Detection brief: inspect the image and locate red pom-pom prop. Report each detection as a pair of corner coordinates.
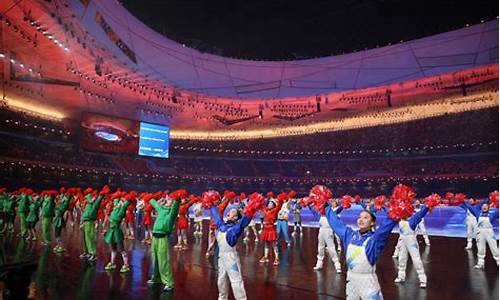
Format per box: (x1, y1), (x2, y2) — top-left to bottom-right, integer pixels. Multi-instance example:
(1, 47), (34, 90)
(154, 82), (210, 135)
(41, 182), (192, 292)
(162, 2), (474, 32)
(288, 190), (297, 199)
(388, 184), (416, 221)
(239, 193), (246, 200)
(223, 190), (237, 201)
(489, 191), (499, 208)
(308, 185), (333, 213)
(354, 195), (362, 204)
(342, 195), (353, 209)
(202, 190), (221, 208)
(374, 196), (386, 211)
(453, 193), (467, 206)
(266, 191), (275, 199)
(170, 189), (188, 201)
(124, 191), (137, 202)
(425, 193), (441, 211)
(100, 185), (110, 195)
(277, 192), (289, 203)
(244, 192), (266, 217)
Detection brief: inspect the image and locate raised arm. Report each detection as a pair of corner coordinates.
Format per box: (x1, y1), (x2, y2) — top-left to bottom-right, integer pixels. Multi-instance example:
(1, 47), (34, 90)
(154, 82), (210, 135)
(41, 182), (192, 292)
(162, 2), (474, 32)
(365, 217), (399, 265)
(461, 202), (480, 219)
(226, 216), (252, 247)
(210, 205), (225, 229)
(325, 204), (354, 248)
(408, 205), (429, 230)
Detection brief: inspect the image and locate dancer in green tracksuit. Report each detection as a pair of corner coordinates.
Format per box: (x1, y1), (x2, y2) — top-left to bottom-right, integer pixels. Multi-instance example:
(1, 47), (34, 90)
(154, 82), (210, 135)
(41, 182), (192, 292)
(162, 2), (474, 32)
(147, 194), (180, 292)
(104, 192), (134, 273)
(80, 190), (104, 262)
(16, 192), (31, 238)
(41, 192), (56, 245)
(26, 195), (43, 241)
(53, 192), (73, 253)
(3, 193), (16, 233)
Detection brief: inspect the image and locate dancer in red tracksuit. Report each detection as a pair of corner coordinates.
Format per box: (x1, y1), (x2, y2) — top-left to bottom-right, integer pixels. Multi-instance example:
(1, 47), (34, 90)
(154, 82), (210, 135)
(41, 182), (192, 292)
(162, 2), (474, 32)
(259, 195), (284, 266)
(175, 196), (198, 249)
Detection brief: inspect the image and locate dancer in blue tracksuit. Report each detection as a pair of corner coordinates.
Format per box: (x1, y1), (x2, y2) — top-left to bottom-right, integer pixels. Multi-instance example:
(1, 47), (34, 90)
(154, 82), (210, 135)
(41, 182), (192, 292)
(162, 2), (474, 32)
(461, 199), (499, 269)
(210, 202), (257, 300)
(325, 201), (398, 299)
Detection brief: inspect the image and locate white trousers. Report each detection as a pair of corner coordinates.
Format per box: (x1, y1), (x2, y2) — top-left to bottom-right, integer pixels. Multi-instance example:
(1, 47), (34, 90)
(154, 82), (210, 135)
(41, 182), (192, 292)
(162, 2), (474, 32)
(397, 235), (427, 284)
(218, 253), (247, 300)
(316, 228), (340, 268)
(476, 228), (499, 266)
(466, 218), (477, 245)
(346, 272), (383, 300)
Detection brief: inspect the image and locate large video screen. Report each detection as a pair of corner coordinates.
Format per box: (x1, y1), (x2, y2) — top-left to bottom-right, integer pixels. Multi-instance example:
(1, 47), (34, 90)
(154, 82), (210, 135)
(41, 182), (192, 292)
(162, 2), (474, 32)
(138, 122), (170, 158)
(80, 113), (139, 154)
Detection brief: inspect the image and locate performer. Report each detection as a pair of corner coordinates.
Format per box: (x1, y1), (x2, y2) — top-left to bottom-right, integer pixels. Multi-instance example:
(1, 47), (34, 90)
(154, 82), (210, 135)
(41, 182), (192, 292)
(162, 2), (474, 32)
(324, 184), (411, 300)
(26, 194), (43, 241)
(104, 191), (136, 273)
(259, 194), (284, 266)
(53, 189), (73, 253)
(40, 190), (57, 246)
(175, 195), (198, 249)
(140, 193), (157, 244)
(393, 194), (439, 288)
(208, 192), (262, 300)
(308, 196), (342, 273)
(242, 194), (259, 243)
(276, 196), (292, 247)
(16, 188), (32, 238)
(414, 199), (430, 246)
(124, 200), (136, 240)
(3, 192), (16, 233)
(461, 192), (499, 269)
(192, 201), (204, 237)
(463, 198), (479, 250)
(291, 198), (303, 237)
(206, 195), (231, 257)
(80, 187), (106, 262)
(147, 190), (182, 292)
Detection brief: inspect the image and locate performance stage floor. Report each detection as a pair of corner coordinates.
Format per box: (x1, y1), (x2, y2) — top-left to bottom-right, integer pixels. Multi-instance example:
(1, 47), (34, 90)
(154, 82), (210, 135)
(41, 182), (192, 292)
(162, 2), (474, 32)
(1, 222), (498, 300)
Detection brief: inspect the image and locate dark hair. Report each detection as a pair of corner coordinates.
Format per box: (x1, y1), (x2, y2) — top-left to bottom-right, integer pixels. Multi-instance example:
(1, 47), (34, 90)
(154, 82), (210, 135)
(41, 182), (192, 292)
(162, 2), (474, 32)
(362, 209), (377, 222)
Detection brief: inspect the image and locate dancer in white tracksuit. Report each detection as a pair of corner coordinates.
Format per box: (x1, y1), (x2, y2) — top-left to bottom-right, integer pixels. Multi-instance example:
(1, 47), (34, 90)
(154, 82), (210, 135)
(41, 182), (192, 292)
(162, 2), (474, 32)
(193, 202), (203, 236)
(308, 202), (342, 272)
(462, 198), (478, 250)
(414, 201), (430, 246)
(241, 198), (259, 243)
(210, 204), (255, 300)
(325, 202), (398, 299)
(461, 200), (499, 269)
(394, 205), (431, 288)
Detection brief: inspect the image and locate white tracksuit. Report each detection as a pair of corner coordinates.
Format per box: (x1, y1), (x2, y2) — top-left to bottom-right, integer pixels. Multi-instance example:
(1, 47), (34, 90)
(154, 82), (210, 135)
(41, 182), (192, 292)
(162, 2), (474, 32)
(217, 231), (246, 300)
(476, 215), (499, 267)
(315, 216), (341, 271)
(465, 210), (477, 248)
(346, 237), (383, 300)
(397, 220), (427, 284)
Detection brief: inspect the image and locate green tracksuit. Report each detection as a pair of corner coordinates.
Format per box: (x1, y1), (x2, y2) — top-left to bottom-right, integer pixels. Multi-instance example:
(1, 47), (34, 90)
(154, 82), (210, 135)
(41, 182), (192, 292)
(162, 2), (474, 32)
(54, 195), (72, 230)
(81, 194), (104, 256)
(150, 199), (180, 287)
(17, 194), (30, 237)
(104, 199), (131, 245)
(41, 195), (56, 243)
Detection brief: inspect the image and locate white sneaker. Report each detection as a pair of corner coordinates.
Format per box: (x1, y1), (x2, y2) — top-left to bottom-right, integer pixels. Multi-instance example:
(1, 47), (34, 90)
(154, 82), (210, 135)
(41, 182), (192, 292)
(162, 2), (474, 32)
(474, 264), (484, 269)
(313, 266), (322, 270)
(394, 277), (405, 283)
(243, 237), (249, 242)
(465, 244), (472, 250)
(420, 282), (427, 288)
(392, 254), (398, 258)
